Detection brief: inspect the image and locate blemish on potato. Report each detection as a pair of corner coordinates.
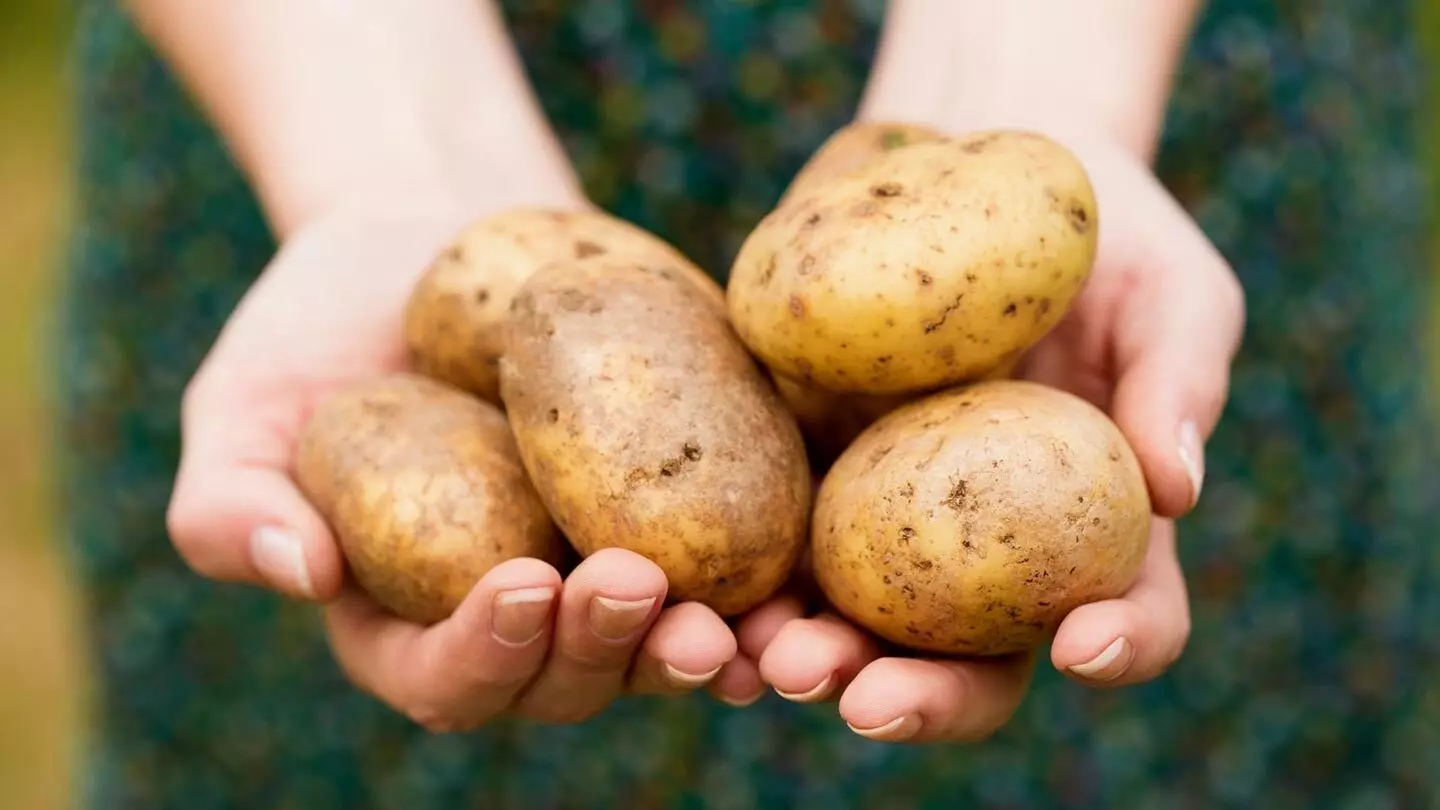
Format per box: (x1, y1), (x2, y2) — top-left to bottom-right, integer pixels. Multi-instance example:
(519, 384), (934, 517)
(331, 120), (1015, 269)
(1003, 303), (1018, 317)
(961, 133), (1002, 153)
(916, 269), (933, 286)
(788, 294), (808, 319)
(1067, 201), (1091, 234)
(921, 293), (965, 334)
(941, 478), (969, 512)
(849, 200), (878, 217)
(546, 408), (559, 423)
(759, 254), (777, 286)
(870, 182), (903, 198)
(574, 239), (606, 258)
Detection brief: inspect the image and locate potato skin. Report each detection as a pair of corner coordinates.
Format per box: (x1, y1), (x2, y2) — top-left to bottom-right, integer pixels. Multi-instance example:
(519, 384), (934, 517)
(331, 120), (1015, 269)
(500, 259), (812, 616)
(728, 130), (1098, 395)
(812, 380), (1151, 656)
(782, 120), (946, 203)
(294, 373), (561, 625)
(403, 208), (724, 405)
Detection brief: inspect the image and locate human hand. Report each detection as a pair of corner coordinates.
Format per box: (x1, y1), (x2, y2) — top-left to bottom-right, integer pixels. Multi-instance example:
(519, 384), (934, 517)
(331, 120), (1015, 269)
(164, 202), (760, 730)
(747, 136), (1245, 743)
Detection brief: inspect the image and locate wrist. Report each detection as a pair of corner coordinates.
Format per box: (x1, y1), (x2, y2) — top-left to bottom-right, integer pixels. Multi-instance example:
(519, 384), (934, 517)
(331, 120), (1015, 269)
(268, 131), (590, 242)
(856, 0), (1198, 162)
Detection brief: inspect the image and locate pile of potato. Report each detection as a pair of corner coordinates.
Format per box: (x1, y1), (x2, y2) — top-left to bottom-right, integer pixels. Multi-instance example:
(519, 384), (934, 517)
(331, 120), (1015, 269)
(295, 125), (1152, 658)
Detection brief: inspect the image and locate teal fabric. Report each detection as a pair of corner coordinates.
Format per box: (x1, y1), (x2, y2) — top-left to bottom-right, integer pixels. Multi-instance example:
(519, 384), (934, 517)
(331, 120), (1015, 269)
(55, 1), (1440, 807)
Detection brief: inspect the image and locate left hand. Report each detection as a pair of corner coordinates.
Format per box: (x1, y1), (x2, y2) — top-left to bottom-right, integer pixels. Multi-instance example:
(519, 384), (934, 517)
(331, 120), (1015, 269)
(738, 136), (1246, 743)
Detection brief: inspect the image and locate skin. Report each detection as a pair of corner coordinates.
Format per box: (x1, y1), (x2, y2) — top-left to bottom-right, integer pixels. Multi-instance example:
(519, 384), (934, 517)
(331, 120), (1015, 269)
(293, 373), (563, 625)
(728, 130), (1099, 395)
(147, 0), (1235, 743)
(404, 208), (726, 405)
(812, 380), (1153, 657)
(748, 0), (1241, 745)
(141, 1), (760, 730)
(501, 259), (812, 617)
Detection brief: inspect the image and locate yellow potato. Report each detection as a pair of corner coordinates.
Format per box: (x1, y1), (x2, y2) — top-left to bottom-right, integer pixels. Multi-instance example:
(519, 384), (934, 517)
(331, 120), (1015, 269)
(294, 373), (562, 625)
(728, 130), (1098, 395)
(812, 380), (1151, 656)
(500, 258), (811, 616)
(404, 207), (725, 405)
(782, 120), (946, 203)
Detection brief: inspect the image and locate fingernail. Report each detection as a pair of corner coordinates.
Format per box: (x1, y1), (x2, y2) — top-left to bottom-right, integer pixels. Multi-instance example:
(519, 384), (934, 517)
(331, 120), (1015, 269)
(491, 587), (556, 647)
(1177, 420), (1205, 506)
(664, 663), (722, 687)
(719, 690), (765, 708)
(588, 596), (656, 642)
(1067, 636), (1134, 682)
(774, 673), (834, 703)
(847, 714), (922, 742)
(250, 526), (314, 598)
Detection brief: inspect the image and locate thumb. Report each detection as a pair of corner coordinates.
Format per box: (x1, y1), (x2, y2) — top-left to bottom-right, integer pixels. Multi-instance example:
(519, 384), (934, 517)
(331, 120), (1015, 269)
(166, 379), (346, 601)
(1110, 227), (1245, 519)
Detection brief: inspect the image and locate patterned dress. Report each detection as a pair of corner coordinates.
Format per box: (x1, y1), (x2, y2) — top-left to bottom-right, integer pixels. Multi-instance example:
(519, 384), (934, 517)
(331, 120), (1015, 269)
(55, 1), (1439, 808)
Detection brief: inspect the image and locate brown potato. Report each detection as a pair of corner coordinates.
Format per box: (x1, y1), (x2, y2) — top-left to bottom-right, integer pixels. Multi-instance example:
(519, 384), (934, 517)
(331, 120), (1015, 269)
(728, 130), (1098, 396)
(404, 208), (725, 405)
(812, 380), (1151, 656)
(782, 120), (946, 203)
(500, 258), (812, 616)
(294, 373), (562, 625)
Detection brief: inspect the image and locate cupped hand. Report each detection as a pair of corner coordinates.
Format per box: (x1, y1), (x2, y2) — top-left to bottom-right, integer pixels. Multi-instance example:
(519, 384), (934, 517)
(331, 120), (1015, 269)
(164, 202), (761, 731)
(746, 135), (1246, 743)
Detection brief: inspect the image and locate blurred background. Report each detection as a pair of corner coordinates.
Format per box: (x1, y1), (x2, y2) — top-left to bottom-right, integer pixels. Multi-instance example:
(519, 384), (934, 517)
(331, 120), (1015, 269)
(0, 3), (1437, 809)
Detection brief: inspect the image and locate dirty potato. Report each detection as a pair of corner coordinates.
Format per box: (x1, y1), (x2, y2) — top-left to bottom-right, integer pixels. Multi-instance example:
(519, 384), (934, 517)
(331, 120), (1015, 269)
(728, 130), (1098, 396)
(766, 120), (946, 466)
(294, 373), (562, 625)
(501, 259), (812, 616)
(811, 380), (1152, 656)
(782, 120), (946, 203)
(404, 207), (725, 405)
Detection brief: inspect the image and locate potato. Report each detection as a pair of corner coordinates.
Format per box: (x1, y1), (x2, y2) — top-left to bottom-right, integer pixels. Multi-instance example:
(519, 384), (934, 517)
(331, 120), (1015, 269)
(404, 207), (725, 405)
(811, 379), (1151, 656)
(294, 372), (562, 625)
(500, 258), (812, 616)
(782, 120), (946, 203)
(765, 121), (947, 464)
(727, 130), (1098, 395)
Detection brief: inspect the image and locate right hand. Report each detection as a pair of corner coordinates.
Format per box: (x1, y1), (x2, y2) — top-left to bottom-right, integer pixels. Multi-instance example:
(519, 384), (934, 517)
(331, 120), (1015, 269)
(165, 198), (766, 731)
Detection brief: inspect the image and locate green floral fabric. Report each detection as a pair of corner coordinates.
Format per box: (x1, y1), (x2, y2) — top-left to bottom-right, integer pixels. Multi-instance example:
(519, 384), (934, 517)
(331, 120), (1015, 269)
(54, 1), (1439, 807)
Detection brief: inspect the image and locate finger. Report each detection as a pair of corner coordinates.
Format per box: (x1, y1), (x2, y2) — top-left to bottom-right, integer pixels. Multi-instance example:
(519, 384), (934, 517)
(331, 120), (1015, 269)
(759, 614), (882, 703)
(512, 548), (667, 723)
(1051, 518), (1190, 687)
(708, 655), (766, 707)
(628, 602), (737, 696)
(167, 381), (345, 601)
(1111, 212), (1246, 517)
(735, 592), (807, 661)
(322, 556), (562, 732)
(838, 653), (1035, 744)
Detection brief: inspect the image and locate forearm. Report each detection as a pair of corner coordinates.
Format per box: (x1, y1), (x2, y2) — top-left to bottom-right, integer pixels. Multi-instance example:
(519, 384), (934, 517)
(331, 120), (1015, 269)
(858, 0), (1202, 160)
(125, 0), (584, 237)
